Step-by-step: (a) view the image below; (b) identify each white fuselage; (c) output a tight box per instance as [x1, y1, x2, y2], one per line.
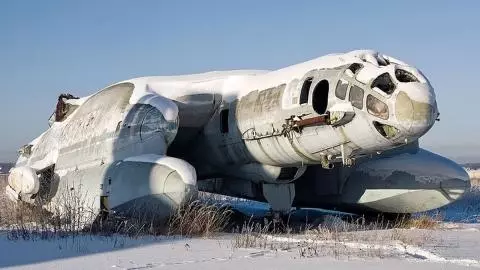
[8, 49, 442, 218]
[117, 50, 437, 169]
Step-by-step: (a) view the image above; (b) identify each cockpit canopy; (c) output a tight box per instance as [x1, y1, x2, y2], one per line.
[334, 60, 426, 122]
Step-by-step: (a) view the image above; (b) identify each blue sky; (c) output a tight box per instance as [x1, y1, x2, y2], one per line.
[0, 1, 479, 163]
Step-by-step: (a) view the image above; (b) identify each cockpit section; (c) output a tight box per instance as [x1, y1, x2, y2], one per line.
[332, 55, 437, 143]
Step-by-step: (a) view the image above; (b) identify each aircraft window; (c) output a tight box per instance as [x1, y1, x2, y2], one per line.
[371, 73, 395, 94]
[141, 108, 178, 145]
[335, 79, 348, 100]
[395, 69, 419, 83]
[349, 85, 364, 109]
[345, 63, 363, 77]
[377, 54, 389, 66]
[348, 63, 363, 74]
[299, 77, 313, 104]
[312, 80, 329, 114]
[373, 121, 398, 139]
[367, 95, 389, 120]
[141, 109, 163, 139]
[220, 109, 229, 133]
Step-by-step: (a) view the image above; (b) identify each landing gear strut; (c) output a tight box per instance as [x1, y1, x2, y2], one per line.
[262, 183, 295, 225]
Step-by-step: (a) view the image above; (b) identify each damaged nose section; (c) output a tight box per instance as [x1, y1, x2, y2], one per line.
[395, 90, 437, 139]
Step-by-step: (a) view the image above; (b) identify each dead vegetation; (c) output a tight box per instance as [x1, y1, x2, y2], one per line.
[231, 213, 439, 259]
[1, 173, 479, 261]
[404, 212, 442, 229]
[230, 191, 480, 259]
[0, 183, 448, 246]
[167, 200, 233, 237]
[0, 199, 233, 240]
[0, 175, 233, 240]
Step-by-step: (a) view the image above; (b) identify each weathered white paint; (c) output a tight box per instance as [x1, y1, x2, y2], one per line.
[123, 154, 197, 186]
[357, 150, 470, 182]
[129, 91, 179, 122]
[7, 166, 39, 196]
[5, 49, 455, 218]
[110, 50, 423, 104]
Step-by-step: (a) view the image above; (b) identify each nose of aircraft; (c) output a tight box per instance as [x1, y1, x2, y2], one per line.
[395, 83, 438, 140]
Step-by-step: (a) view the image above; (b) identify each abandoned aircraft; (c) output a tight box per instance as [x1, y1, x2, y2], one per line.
[6, 49, 470, 221]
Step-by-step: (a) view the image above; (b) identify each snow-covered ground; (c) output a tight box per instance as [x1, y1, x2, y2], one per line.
[2, 189, 480, 269]
[1, 223, 480, 269]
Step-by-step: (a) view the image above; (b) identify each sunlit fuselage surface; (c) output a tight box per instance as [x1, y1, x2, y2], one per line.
[6, 50, 467, 221]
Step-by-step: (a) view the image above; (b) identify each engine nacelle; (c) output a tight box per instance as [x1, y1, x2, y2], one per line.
[105, 154, 198, 220]
[6, 166, 40, 203]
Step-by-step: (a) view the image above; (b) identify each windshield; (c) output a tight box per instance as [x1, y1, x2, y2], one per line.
[349, 85, 364, 109]
[367, 94, 389, 120]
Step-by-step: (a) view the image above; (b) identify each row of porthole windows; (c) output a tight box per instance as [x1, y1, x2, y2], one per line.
[336, 79, 389, 120]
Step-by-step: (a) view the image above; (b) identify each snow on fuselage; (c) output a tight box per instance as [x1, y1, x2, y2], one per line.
[8, 49, 444, 218]
[121, 49, 438, 169]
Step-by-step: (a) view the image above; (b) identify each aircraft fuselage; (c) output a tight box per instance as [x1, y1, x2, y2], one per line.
[6, 50, 468, 220]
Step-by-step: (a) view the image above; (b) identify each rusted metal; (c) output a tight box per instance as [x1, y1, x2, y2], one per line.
[55, 93, 79, 121]
[295, 114, 330, 127]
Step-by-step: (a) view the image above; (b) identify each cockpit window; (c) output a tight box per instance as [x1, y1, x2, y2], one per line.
[349, 85, 364, 109]
[335, 79, 348, 100]
[367, 95, 389, 120]
[141, 108, 178, 145]
[348, 63, 363, 74]
[299, 77, 313, 105]
[344, 63, 363, 77]
[371, 73, 396, 94]
[395, 69, 419, 83]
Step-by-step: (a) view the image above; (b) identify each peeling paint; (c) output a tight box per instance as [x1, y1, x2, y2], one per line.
[7, 49, 450, 218]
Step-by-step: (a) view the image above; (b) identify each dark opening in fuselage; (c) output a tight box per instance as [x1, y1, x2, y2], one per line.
[312, 80, 329, 114]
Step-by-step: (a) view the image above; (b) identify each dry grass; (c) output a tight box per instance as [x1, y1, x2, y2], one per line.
[167, 200, 233, 237]
[0, 177, 233, 240]
[232, 217, 276, 249]
[0, 179, 100, 240]
[231, 213, 439, 259]
[1, 172, 477, 260]
[0, 176, 443, 245]
[402, 213, 441, 229]
[1, 200, 232, 240]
